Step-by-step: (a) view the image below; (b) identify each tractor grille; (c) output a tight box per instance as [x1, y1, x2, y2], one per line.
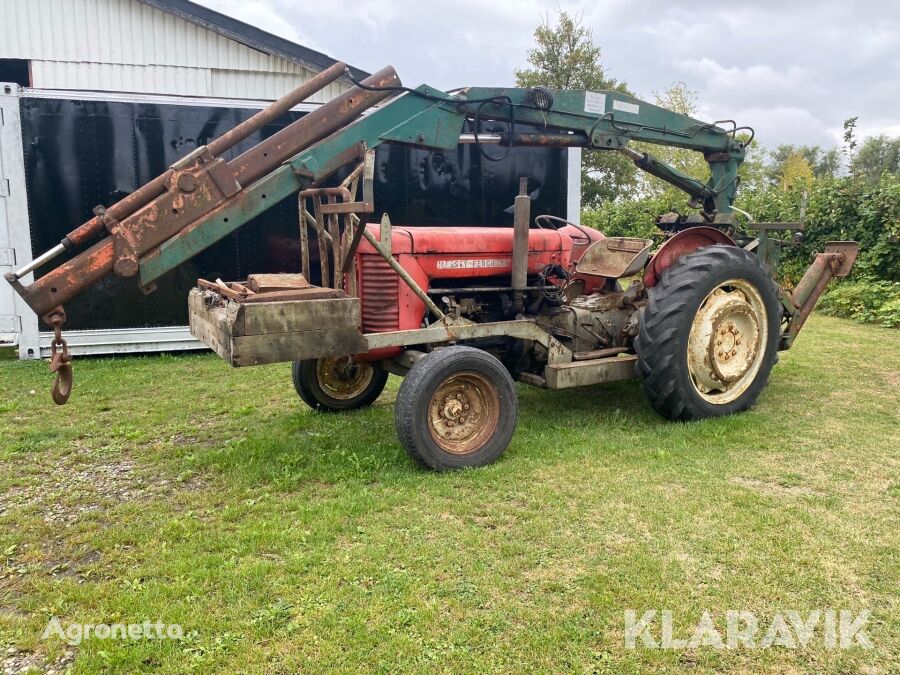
[359, 255, 400, 332]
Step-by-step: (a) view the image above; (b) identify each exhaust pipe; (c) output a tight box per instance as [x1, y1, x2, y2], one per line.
[511, 177, 531, 313]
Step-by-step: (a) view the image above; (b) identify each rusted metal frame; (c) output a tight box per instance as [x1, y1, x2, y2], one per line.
[208, 62, 346, 157]
[327, 197, 341, 289]
[119, 68, 399, 271]
[341, 152, 377, 275]
[780, 242, 859, 347]
[299, 196, 310, 281]
[227, 65, 400, 188]
[296, 152, 373, 292]
[299, 186, 355, 290]
[544, 355, 637, 389]
[11, 68, 401, 317]
[344, 213, 358, 298]
[121, 88, 456, 297]
[787, 254, 840, 340]
[6, 62, 349, 284]
[313, 194, 330, 289]
[343, 171, 360, 296]
[363, 318, 571, 365]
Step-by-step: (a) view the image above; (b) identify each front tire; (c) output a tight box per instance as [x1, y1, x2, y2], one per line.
[635, 245, 781, 420]
[292, 357, 388, 412]
[395, 346, 518, 471]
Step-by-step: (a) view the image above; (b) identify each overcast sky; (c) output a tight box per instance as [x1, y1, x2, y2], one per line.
[195, 0, 899, 151]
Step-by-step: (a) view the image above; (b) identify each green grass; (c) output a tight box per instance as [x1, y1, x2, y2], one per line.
[0, 315, 897, 673]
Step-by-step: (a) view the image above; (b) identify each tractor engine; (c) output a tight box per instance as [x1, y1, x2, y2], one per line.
[354, 222, 649, 367]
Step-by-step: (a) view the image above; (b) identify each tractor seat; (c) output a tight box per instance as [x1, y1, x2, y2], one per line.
[575, 237, 654, 279]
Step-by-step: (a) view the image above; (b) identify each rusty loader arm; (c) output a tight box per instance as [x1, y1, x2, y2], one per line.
[4, 63, 855, 404]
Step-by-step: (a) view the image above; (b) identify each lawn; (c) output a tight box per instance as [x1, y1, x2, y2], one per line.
[0, 314, 897, 673]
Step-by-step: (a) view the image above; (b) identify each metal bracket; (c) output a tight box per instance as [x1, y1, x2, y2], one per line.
[94, 205, 139, 278]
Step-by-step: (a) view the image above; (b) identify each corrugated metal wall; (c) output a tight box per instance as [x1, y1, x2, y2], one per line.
[0, 0, 351, 101]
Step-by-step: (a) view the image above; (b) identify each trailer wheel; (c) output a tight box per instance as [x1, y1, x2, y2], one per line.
[635, 245, 781, 420]
[292, 357, 388, 412]
[395, 346, 518, 471]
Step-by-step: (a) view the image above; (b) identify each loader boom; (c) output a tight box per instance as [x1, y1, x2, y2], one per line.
[6, 63, 745, 322]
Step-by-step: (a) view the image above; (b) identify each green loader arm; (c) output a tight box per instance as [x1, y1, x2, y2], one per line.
[142, 83, 745, 286]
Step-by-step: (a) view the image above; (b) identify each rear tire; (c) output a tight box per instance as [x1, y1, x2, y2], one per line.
[635, 245, 781, 420]
[292, 357, 388, 412]
[395, 346, 518, 471]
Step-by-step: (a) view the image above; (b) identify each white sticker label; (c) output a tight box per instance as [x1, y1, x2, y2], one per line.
[613, 99, 640, 115]
[436, 258, 510, 270]
[584, 91, 607, 115]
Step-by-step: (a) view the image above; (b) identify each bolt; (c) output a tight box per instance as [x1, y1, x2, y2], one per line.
[717, 340, 722, 346]
[736, 338, 742, 345]
[731, 349, 737, 356]
[459, 417, 466, 424]
[457, 394, 464, 400]
[447, 421, 454, 427]
[463, 404, 470, 410]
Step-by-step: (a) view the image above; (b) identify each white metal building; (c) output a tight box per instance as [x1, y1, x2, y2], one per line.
[0, 0, 581, 360]
[0, 0, 374, 358]
[0, 0, 365, 100]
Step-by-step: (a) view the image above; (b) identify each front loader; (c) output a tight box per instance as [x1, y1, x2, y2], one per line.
[5, 63, 859, 470]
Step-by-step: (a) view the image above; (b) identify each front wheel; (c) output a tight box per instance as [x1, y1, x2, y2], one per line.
[395, 346, 518, 471]
[292, 357, 388, 412]
[635, 245, 781, 420]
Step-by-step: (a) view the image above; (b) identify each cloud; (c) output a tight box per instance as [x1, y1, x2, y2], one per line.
[191, 0, 321, 52]
[193, 0, 900, 149]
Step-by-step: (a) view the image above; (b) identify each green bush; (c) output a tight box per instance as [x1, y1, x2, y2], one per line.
[817, 279, 900, 328]
[581, 173, 899, 287]
[581, 173, 899, 328]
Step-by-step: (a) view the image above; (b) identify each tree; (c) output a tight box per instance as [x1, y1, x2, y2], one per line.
[842, 116, 859, 165]
[850, 135, 900, 184]
[779, 151, 815, 191]
[768, 144, 840, 183]
[634, 82, 710, 198]
[515, 11, 636, 206]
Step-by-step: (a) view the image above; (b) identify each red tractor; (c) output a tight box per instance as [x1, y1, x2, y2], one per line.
[5, 63, 858, 470]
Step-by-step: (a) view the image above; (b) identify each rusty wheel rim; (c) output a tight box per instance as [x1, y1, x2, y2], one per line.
[427, 371, 500, 455]
[315, 357, 375, 401]
[686, 279, 768, 405]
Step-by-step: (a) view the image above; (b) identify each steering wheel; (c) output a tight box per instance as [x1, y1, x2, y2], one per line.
[534, 215, 594, 244]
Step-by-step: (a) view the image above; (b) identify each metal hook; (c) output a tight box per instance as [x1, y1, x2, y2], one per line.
[50, 354, 73, 405]
[46, 308, 72, 405]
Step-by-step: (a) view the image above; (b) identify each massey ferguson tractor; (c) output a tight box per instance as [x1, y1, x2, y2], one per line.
[5, 63, 858, 470]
